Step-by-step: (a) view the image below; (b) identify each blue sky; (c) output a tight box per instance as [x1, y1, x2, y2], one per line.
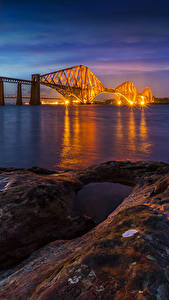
[1, 0, 169, 96]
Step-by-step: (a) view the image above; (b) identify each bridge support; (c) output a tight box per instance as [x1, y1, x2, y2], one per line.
[16, 82, 22, 105]
[0, 81, 4, 105]
[30, 74, 41, 105]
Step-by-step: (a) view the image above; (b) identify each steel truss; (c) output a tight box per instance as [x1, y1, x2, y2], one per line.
[40, 65, 105, 103]
[40, 65, 154, 104]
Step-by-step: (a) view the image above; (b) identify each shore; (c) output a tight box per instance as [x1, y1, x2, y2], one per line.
[0, 161, 169, 299]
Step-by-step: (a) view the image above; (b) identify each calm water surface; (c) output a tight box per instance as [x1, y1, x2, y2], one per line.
[73, 182, 133, 223]
[0, 105, 168, 170]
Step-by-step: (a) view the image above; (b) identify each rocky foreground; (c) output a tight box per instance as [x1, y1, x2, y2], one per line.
[0, 161, 169, 299]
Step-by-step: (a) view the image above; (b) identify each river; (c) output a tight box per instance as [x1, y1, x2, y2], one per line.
[0, 104, 168, 170]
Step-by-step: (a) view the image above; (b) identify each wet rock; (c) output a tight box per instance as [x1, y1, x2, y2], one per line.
[0, 170, 94, 270]
[0, 161, 169, 299]
[0, 206, 169, 299]
[76, 160, 169, 186]
[28, 166, 56, 175]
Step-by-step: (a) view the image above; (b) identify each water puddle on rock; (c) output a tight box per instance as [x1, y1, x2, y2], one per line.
[73, 182, 133, 224]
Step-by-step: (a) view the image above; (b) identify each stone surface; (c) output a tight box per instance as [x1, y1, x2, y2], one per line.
[0, 161, 169, 299]
[0, 168, 94, 270]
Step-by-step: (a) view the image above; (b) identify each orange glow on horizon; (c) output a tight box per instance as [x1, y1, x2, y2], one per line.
[41, 100, 59, 105]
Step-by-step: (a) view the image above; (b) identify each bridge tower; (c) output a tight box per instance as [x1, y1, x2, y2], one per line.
[0, 81, 4, 105]
[16, 82, 22, 105]
[30, 74, 41, 105]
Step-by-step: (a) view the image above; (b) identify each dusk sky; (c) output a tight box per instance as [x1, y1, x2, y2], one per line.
[1, 0, 169, 97]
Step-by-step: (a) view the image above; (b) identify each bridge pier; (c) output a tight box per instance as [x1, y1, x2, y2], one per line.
[0, 81, 4, 105]
[16, 82, 22, 105]
[30, 74, 41, 105]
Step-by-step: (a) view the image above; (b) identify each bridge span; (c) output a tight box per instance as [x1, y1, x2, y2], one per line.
[0, 74, 40, 106]
[0, 65, 154, 105]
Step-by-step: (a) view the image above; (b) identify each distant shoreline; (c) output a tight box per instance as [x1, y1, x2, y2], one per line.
[4, 97, 169, 105]
[153, 98, 169, 104]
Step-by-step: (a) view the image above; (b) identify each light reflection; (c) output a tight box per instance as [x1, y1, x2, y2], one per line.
[116, 109, 123, 140]
[140, 110, 147, 139]
[129, 110, 136, 139]
[59, 106, 97, 169]
[59, 106, 152, 169]
[0, 103, 159, 171]
[139, 109, 151, 154]
[73, 106, 80, 145]
[128, 110, 136, 152]
[60, 106, 71, 162]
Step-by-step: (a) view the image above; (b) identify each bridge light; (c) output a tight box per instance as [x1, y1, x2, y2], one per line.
[140, 96, 145, 106]
[118, 100, 121, 105]
[65, 100, 69, 105]
[129, 100, 134, 105]
[73, 100, 79, 103]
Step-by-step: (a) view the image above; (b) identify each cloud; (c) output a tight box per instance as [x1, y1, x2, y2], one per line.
[91, 60, 169, 75]
[1, 0, 169, 95]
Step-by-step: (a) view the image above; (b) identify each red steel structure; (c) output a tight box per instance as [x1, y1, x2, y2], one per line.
[40, 65, 105, 103]
[40, 65, 154, 104]
[0, 65, 154, 105]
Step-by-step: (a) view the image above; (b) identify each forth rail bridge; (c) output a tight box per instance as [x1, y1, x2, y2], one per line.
[0, 65, 154, 106]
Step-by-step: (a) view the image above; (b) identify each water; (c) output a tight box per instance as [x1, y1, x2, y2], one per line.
[73, 182, 132, 223]
[0, 104, 169, 170]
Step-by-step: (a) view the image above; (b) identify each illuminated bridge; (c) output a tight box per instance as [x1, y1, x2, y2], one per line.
[0, 65, 154, 105]
[40, 65, 154, 105]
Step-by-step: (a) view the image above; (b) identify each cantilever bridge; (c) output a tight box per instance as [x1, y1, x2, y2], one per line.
[0, 65, 154, 105]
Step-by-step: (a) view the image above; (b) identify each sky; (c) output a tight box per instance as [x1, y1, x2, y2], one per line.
[1, 0, 169, 97]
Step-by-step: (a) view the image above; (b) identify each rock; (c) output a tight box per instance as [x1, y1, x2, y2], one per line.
[0, 161, 169, 299]
[0, 170, 94, 270]
[0, 206, 169, 299]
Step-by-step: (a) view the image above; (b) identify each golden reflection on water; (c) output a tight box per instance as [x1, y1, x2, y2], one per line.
[60, 106, 70, 161]
[59, 106, 97, 169]
[73, 106, 80, 139]
[139, 109, 151, 154]
[140, 109, 147, 139]
[115, 108, 151, 160]
[128, 109, 136, 152]
[116, 109, 123, 140]
[58, 106, 152, 170]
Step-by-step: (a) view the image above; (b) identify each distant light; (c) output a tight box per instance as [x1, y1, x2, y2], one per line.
[73, 100, 80, 103]
[41, 100, 59, 105]
[140, 96, 145, 106]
